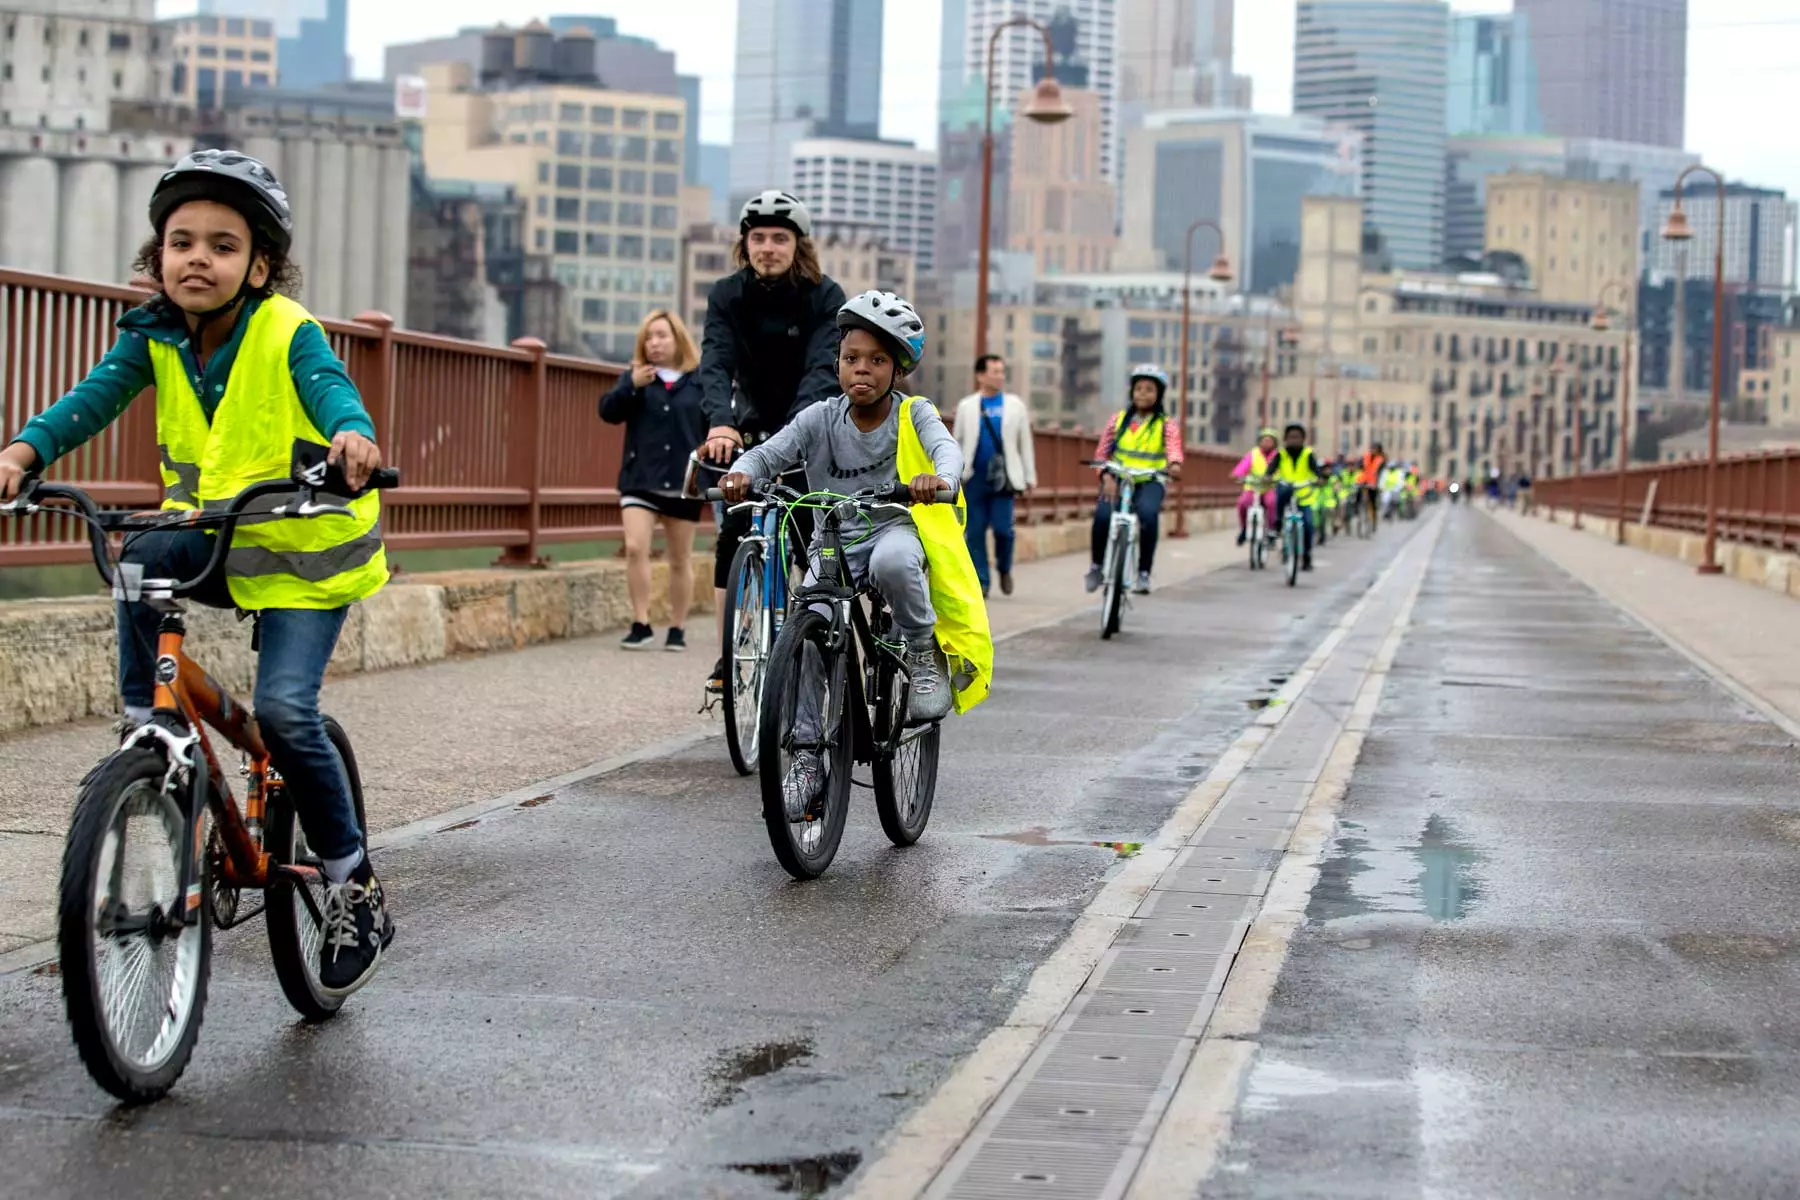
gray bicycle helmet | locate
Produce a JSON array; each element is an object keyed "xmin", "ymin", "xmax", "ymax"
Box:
[
  {"xmin": 150, "ymin": 149, "xmax": 293, "ymax": 254},
  {"xmin": 1129, "ymin": 363, "xmax": 1170, "ymax": 395},
  {"xmin": 738, "ymin": 189, "xmax": 813, "ymax": 238},
  {"xmin": 836, "ymin": 290, "xmax": 926, "ymax": 374}
]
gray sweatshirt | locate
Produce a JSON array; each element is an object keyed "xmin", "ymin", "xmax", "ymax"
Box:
[{"xmin": 735, "ymin": 393, "xmax": 963, "ymax": 532}]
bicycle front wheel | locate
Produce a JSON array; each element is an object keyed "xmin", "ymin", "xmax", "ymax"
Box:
[
  {"xmin": 1249, "ymin": 508, "xmax": 1265, "ymax": 570},
  {"xmin": 721, "ymin": 538, "xmax": 767, "ymax": 777},
  {"xmin": 59, "ymin": 747, "xmax": 210, "ymax": 1103},
  {"xmin": 757, "ymin": 608, "xmax": 853, "ymax": 879},
  {"xmin": 1101, "ymin": 521, "xmax": 1129, "ymax": 639},
  {"xmin": 265, "ymin": 715, "xmax": 370, "ymax": 1022},
  {"xmin": 872, "ymin": 653, "xmax": 939, "ymax": 846},
  {"xmin": 1285, "ymin": 520, "xmax": 1302, "ymax": 587}
]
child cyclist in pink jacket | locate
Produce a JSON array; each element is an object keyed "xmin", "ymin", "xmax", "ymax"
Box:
[{"xmin": 1232, "ymin": 427, "xmax": 1280, "ymax": 546}]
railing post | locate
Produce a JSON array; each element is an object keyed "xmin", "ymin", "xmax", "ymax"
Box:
[
  {"xmin": 498, "ymin": 336, "xmax": 549, "ymax": 568},
  {"xmin": 351, "ymin": 310, "xmax": 397, "ymax": 452}
]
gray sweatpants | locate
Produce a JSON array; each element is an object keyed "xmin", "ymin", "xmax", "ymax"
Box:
[{"xmin": 793, "ymin": 523, "xmax": 936, "ymax": 742}]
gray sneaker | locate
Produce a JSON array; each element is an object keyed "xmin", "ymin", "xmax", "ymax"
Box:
[
  {"xmin": 782, "ymin": 750, "xmax": 822, "ymax": 821},
  {"xmin": 905, "ymin": 641, "xmax": 955, "ymax": 725},
  {"xmin": 1083, "ymin": 564, "xmax": 1102, "ymax": 593},
  {"xmin": 1134, "ymin": 570, "xmax": 1152, "ymax": 594}
]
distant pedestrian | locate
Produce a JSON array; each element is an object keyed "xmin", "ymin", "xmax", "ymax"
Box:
[
  {"xmin": 954, "ymin": 354, "xmax": 1036, "ymax": 596},
  {"xmin": 600, "ymin": 309, "xmax": 706, "ymax": 651}
]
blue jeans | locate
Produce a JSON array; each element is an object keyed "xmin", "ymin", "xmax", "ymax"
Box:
[
  {"xmin": 117, "ymin": 528, "xmax": 363, "ymax": 861},
  {"xmin": 1091, "ymin": 479, "xmax": 1165, "ymax": 574},
  {"xmin": 964, "ymin": 472, "xmax": 1016, "ymax": 591}
]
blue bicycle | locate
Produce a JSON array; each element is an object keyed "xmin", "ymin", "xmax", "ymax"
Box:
[{"xmin": 1277, "ymin": 483, "xmax": 1311, "ymax": 588}]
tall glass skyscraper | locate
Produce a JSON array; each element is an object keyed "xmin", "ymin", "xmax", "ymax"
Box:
[
  {"xmin": 196, "ymin": 0, "xmax": 347, "ymax": 88},
  {"xmin": 1447, "ymin": 13, "xmax": 1541, "ymax": 138},
  {"xmin": 729, "ymin": 0, "xmax": 882, "ymax": 210},
  {"xmin": 1293, "ymin": 0, "xmax": 1449, "ymax": 271}
]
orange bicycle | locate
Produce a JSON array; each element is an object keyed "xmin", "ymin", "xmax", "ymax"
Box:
[{"xmin": 1, "ymin": 461, "xmax": 398, "ymax": 1102}]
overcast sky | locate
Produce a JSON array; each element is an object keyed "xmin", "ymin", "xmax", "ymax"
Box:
[{"xmin": 159, "ymin": 0, "xmax": 1800, "ymax": 198}]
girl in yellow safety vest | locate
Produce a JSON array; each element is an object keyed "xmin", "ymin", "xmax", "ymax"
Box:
[
  {"xmin": 0, "ymin": 151, "xmax": 395, "ymax": 996},
  {"xmin": 1084, "ymin": 364, "xmax": 1185, "ymax": 596}
]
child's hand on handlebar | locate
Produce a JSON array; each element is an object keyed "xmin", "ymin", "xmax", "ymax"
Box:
[
  {"xmin": 719, "ymin": 472, "xmax": 754, "ymax": 503},
  {"xmin": 909, "ymin": 474, "xmax": 948, "ymax": 505},
  {"xmin": 327, "ymin": 431, "xmax": 382, "ymax": 492},
  {"xmin": 0, "ymin": 441, "xmax": 38, "ymax": 502}
]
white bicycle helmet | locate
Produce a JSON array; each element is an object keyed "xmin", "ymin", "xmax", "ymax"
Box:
[
  {"xmin": 738, "ymin": 189, "xmax": 813, "ymax": 238},
  {"xmin": 836, "ymin": 290, "xmax": 926, "ymax": 374},
  {"xmin": 1129, "ymin": 363, "xmax": 1170, "ymax": 395}
]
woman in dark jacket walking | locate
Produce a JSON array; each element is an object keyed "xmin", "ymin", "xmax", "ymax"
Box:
[{"xmin": 601, "ymin": 309, "xmax": 707, "ymax": 650}]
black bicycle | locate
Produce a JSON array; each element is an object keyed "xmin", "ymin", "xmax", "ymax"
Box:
[{"xmin": 708, "ymin": 481, "xmax": 950, "ymax": 880}]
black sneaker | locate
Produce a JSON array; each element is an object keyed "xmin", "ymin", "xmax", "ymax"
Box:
[
  {"xmin": 620, "ymin": 622, "xmax": 656, "ymax": 650},
  {"xmin": 665, "ymin": 627, "xmax": 687, "ymax": 652},
  {"xmin": 318, "ymin": 860, "xmax": 394, "ymax": 996}
]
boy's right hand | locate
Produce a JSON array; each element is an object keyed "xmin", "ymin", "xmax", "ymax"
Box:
[
  {"xmin": 0, "ymin": 442, "xmax": 38, "ymax": 502},
  {"xmin": 719, "ymin": 472, "xmax": 753, "ymax": 503}
]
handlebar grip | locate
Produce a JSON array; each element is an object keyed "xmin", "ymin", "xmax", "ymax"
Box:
[
  {"xmin": 702, "ymin": 487, "xmax": 726, "ymax": 502},
  {"xmin": 364, "ymin": 466, "xmax": 401, "ymax": 491}
]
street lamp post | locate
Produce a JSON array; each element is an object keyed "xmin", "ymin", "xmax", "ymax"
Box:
[
  {"xmin": 1172, "ymin": 219, "xmax": 1232, "ymax": 538},
  {"xmin": 1595, "ymin": 281, "xmax": 1633, "ymax": 545},
  {"xmin": 974, "ymin": 18, "xmax": 1073, "ymax": 361},
  {"xmin": 1662, "ymin": 165, "xmax": 1727, "ymax": 575}
]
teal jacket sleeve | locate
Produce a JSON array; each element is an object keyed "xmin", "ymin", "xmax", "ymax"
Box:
[
  {"xmin": 290, "ymin": 322, "xmax": 375, "ymax": 440},
  {"xmin": 9, "ymin": 331, "xmax": 154, "ymax": 469}
]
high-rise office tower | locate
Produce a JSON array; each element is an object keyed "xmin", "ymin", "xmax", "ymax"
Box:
[
  {"xmin": 1447, "ymin": 12, "xmax": 1541, "ymax": 137},
  {"xmin": 196, "ymin": 0, "xmax": 348, "ymax": 88},
  {"xmin": 729, "ymin": 0, "xmax": 882, "ymax": 210},
  {"xmin": 1294, "ymin": 0, "xmax": 1449, "ymax": 271},
  {"xmin": 1516, "ymin": 0, "xmax": 1686, "ymax": 149}
]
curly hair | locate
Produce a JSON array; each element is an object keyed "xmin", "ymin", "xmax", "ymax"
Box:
[{"xmin": 131, "ymin": 232, "xmax": 303, "ymax": 303}]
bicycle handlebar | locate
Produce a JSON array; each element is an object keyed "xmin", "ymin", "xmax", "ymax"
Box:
[
  {"xmin": 703, "ymin": 481, "xmax": 955, "ymax": 506},
  {"xmin": 0, "ymin": 466, "xmax": 401, "ymax": 596}
]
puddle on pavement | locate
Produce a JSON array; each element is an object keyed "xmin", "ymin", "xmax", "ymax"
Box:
[
  {"xmin": 516, "ymin": 793, "xmax": 554, "ymax": 809},
  {"xmin": 1308, "ymin": 814, "xmax": 1484, "ymax": 925},
  {"xmin": 728, "ymin": 1151, "xmax": 863, "ymax": 1197},
  {"xmin": 979, "ymin": 828, "xmax": 1145, "ymax": 857},
  {"xmin": 438, "ymin": 819, "xmax": 480, "ymax": 832},
  {"xmin": 707, "ymin": 1039, "xmax": 815, "ymax": 1108}
]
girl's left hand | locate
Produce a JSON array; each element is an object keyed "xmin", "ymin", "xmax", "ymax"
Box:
[
  {"xmin": 910, "ymin": 473, "xmax": 947, "ymax": 505},
  {"xmin": 1167, "ymin": 462, "xmax": 1184, "ymax": 480},
  {"xmin": 329, "ymin": 430, "xmax": 382, "ymax": 492}
]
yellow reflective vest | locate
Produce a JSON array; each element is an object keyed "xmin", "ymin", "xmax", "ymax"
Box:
[
  {"xmin": 1242, "ymin": 446, "xmax": 1273, "ymax": 491},
  {"xmin": 896, "ymin": 396, "xmax": 992, "ymax": 714},
  {"xmin": 150, "ymin": 293, "xmax": 388, "ymax": 611},
  {"xmin": 1275, "ymin": 445, "xmax": 1320, "ymax": 501},
  {"xmin": 1110, "ymin": 410, "xmax": 1167, "ymax": 475}
]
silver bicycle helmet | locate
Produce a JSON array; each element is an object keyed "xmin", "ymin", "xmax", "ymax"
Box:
[
  {"xmin": 738, "ymin": 189, "xmax": 813, "ymax": 238},
  {"xmin": 150, "ymin": 149, "xmax": 293, "ymax": 254},
  {"xmin": 1129, "ymin": 363, "xmax": 1170, "ymax": 395},
  {"xmin": 836, "ymin": 290, "xmax": 926, "ymax": 374}
]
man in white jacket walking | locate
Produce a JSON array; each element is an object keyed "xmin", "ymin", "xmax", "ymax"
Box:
[{"xmin": 954, "ymin": 355, "xmax": 1037, "ymax": 595}]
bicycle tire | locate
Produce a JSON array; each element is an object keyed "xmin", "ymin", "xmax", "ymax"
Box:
[
  {"xmin": 59, "ymin": 747, "xmax": 211, "ymax": 1103},
  {"xmin": 721, "ymin": 538, "xmax": 767, "ymax": 777},
  {"xmin": 266, "ymin": 715, "xmax": 370, "ymax": 1022},
  {"xmin": 758, "ymin": 608, "xmax": 853, "ymax": 879},
  {"xmin": 872, "ymin": 654, "xmax": 939, "ymax": 847},
  {"xmin": 1285, "ymin": 519, "xmax": 1301, "ymax": 587},
  {"xmin": 1248, "ymin": 507, "xmax": 1263, "ymax": 570},
  {"xmin": 1102, "ymin": 522, "xmax": 1129, "ymax": 638}
]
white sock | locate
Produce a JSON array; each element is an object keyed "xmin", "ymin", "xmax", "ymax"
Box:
[
  {"xmin": 322, "ymin": 849, "xmax": 364, "ymax": 885},
  {"xmin": 124, "ymin": 705, "xmax": 152, "ymax": 725}
]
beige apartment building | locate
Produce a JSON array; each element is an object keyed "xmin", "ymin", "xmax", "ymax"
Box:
[
  {"xmin": 1484, "ymin": 172, "xmax": 1640, "ymax": 307},
  {"xmin": 1007, "ymin": 87, "xmax": 1117, "ymax": 276},
  {"xmin": 1768, "ymin": 328, "xmax": 1800, "ymax": 427},
  {"xmin": 160, "ymin": 12, "xmax": 278, "ymax": 109},
  {"xmin": 419, "ymin": 60, "xmax": 686, "ymax": 360}
]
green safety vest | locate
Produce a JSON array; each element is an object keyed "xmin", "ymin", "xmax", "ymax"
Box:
[
  {"xmin": 150, "ymin": 293, "xmax": 388, "ymax": 611},
  {"xmin": 1275, "ymin": 446, "xmax": 1319, "ymax": 501},
  {"xmin": 896, "ymin": 396, "xmax": 992, "ymax": 714}
]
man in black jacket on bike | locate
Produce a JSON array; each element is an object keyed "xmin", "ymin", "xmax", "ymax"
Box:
[{"xmin": 697, "ymin": 190, "xmax": 846, "ymax": 691}]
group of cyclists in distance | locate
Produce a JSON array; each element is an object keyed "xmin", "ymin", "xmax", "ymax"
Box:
[{"xmin": 0, "ymin": 151, "xmax": 1435, "ymax": 1101}]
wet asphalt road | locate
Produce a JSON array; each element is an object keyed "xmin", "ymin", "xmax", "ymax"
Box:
[
  {"xmin": 0, "ymin": 522, "xmax": 1415, "ymax": 1199},
  {"xmin": 1209, "ymin": 512, "xmax": 1800, "ymax": 1199}
]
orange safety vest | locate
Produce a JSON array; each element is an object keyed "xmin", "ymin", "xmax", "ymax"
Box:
[{"xmin": 1358, "ymin": 453, "xmax": 1385, "ymax": 486}]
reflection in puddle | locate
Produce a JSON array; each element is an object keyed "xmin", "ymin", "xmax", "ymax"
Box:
[
  {"xmin": 979, "ymin": 828, "xmax": 1145, "ymax": 856},
  {"xmin": 729, "ymin": 1151, "xmax": 863, "ymax": 1196},
  {"xmin": 1308, "ymin": 814, "xmax": 1483, "ymax": 923},
  {"xmin": 707, "ymin": 1039, "xmax": 814, "ymax": 1108}
]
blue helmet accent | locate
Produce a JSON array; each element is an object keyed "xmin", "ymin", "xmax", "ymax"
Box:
[{"xmin": 836, "ymin": 290, "xmax": 926, "ymax": 374}]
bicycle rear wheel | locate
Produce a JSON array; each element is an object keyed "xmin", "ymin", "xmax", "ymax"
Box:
[
  {"xmin": 1101, "ymin": 521, "xmax": 1129, "ymax": 639},
  {"xmin": 1249, "ymin": 507, "xmax": 1265, "ymax": 570},
  {"xmin": 721, "ymin": 539, "xmax": 767, "ymax": 777},
  {"xmin": 266, "ymin": 715, "xmax": 370, "ymax": 1021},
  {"xmin": 757, "ymin": 608, "xmax": 853, "ymax": 879},
  {"xmin": 59, "ymin": 747, "xmax": 210, "ymax": 1103},
  {"xmin": 872, "ymin": 652, "xmax": 939, "ymax": 846}
]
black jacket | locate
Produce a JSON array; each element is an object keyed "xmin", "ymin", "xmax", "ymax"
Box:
[
  {"xmin": 698, "ymin": 267, "xmax": 846, "ymax": 440},
  {"xmin": 599, "ymin": 369, "xmax": 708, "ymax": 495}
]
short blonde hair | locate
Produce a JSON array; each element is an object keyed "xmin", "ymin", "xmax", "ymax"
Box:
[{"xmin": 634, "ymin": 309, "xmax": 700, "ymax": 373}]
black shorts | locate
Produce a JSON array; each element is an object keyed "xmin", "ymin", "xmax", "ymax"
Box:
[{"xmin": 621, "ymin": 490, "xmax": 703, "ymax": 523}]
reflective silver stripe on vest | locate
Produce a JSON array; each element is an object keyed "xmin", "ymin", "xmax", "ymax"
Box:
[
  {"xmin": 226, "ymin": 523, "xmax": 384, "ymax": 583},
  {"xmin": 158, "ymin": 445, "xmax": 202, "ymax": 507}
]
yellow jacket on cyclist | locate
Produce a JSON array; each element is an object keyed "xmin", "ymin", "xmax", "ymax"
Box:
[{"xmin": 1274, "ymin": 444, "xmax": 1321, "ymax": 502}]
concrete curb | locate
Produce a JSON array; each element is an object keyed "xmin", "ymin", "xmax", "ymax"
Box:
[{"xmin": 1528, "ymin": 504, "xmax": 1800, "ymax": 601}]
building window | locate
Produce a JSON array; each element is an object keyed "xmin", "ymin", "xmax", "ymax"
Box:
[
  {"xmin": 653, "ymin": 139, "xmax": 679, "ymax": 165},
  {"xmin": 197, "ymin": 44, "xmax": 218, "ymax": 58},
  {"xmin": 619, "ymin": 169, "xmax": 646, "ymax": 194},
  {"xmin": 618, "ymin": 202, "xmax": 645, "ymax": 227},
  {"xmin": 253, "ymin": 20, "xmax": 273, "ymax": 36},
  {"xmin": 225, "ymin": 47, "xmax": 245, "ymax": 60},
  {"xmin": 623, "ymin": 109, "xmax": 648, "ymax": 130},
  {"xmin": 652, "ymin": 171, "xmax": 678, "ymax": 198},
  {"xmin": 582, "ymin": 298, "xmax": 608, "ymax": 323},
  {"xmin": 533, "ymin": 130, "xmax": 547, "ymax": 144},
  {"xmin": 225, "ymin": 17, "xmax": 245, "ymax": 35},
  {"xmin": 617, "ymin": 235, "xmax": 645, "ymax": 259},
  {"xmin": 585, "ymin": 232, "xmax": 611, "ymax": 256},
  {"xmin": 589, "ymin": 133, "xmax": 613, "ymax": 157},
  {"xmin": 226, "ymin": 69, "xmax": 243, "ymax": 89},
  {"xmin": 251, "ymin": 49, "xmax": 271, "ymax": 62},
  {"xmin": 651, "ymin": 205, "xmax": 677, "ymax": 229},
  {"xmin": 535, "ymin": 228, "xmax": 546, "ymax": 250},
  {"xmin": 557, "ymin": 130, "xmax": 583, "ymax": 156},
  {"xmin": 560, "ymin": 103, "xmax": 584, "ymax": 123},
  {"xmin": 654, "ymin": 111, "xmax": 680, "ymax": 132},
  {"xmin": 556, "ymin": 164, "xmax": 581, "ymax": 188},
  {"xmin": 554, "ymin": 230, "xmax": 580, "ymax": 254},
  {"xmin": 537, "ymin": 162, "xmax": 550, "ymax": 183},
  {"xmin": 535, "ymin": 195, "xmax": 548, "ymax": 216},
  {"xmin": 650, "ymin": 237, "xmax": 675, "ymax": 262},
  {"xmin": 555, "ymin": 196, "xmax": 580, "ymax": 221},
  {"xmin": 587, "ymin": 166, "xmax": 613, "ymax": 190},
  {"xmin": 620, "ymin": 137, "xmax": 648, "ymax": 162},
  {"xmin": 590, "ymin": 105, "xmax": 614, "ymax": 125},
  {"xmin": 250, "ymin": 71, "xmax": 269, "ymax": 87},
  {"xmin": 109, "ymin": 31, "xmax": 131, "ymax": 52},
  {"xmin": 586, "ymin": 199, "xmax": 612, "ymax": 222}
]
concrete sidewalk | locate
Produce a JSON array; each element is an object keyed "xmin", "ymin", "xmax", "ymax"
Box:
[
  {"xmin": 1486, "ymin": 509, "xmax": 1800, "ymax": 732},
  {"xmin": 0, "ymin": 518, "xmax": 1251, "ymax": 956}
]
